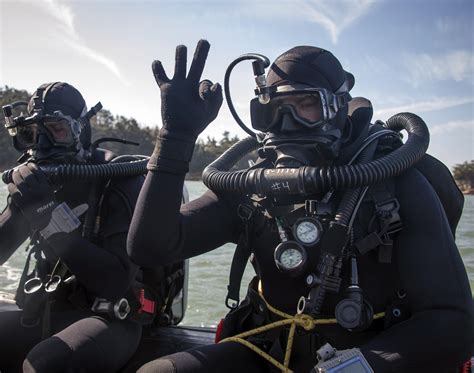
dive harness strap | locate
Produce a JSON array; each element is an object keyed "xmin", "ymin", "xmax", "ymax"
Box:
[
  {"xmin": 15, "ymin": 239, "xmax": 41, "ymax": 309},
  {"xmin": 226, "ymin": 203, "xmax": 257, "ymax": 309},
  {"xmin": 354, "ymin": 182, "xmax": 402, "ymax": 263}
]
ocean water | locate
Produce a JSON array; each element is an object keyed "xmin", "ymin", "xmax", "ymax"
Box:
[{"xmin": 0, "ymin": 181, "xmax": 473, "ymax": 327}]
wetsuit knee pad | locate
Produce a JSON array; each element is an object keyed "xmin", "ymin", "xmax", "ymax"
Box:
[
  {"xmin": 23, "ymin": 336, "xmax": 72, "ymax": 373},
  {"xmin": 137, "ymin": 358, "xmax": 177, "ymax": 373}
]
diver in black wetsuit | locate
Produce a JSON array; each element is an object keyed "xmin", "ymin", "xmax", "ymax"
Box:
[
  {"xmin": 0, "ymin": 82, "xmax": 146, "ymax": 372},
  {"xmin": 128, "ymin": 40, "xmax": 473, "ymax": 372}
]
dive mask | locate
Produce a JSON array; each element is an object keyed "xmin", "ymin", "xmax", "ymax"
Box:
[
  {"xmin": 5, "ymin": 110, "xmax": 83, "ymax": 152},
  {"xmin": 250, "ymin": 84, "xmax": 351, "ymax": 132}
]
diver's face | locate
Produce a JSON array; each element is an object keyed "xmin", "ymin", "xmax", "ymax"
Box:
[
  {"xmin": 274, "ymin": 94, "xmax": 323, "ymax": 124},
  {"xmin": 42, "ymin": 118, "xmax": 76, "ymax": 144},
  {"xmin": 46, "ymin": 122, "xmax": 69, "ymax": 142}
]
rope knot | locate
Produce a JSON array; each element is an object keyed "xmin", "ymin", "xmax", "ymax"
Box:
[{"xmin": 294, "ymin": 314, "xmax": 315, "ymax": 331}]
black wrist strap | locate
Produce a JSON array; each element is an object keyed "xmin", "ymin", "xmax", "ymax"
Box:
[
  {"xmin": 153, "ymin": 136, "xmax": 196, "ymax": 162},
  {"xmin": 147, "ymin": 156, "xmax": 190, "ymax": 174},
  {"xmin": 147, "ymin": 129, "xmax": 196, "ymax": 174}
]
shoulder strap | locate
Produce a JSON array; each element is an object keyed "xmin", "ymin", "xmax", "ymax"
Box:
[
  {"xmin": 355, "ymin": 180, "xmax": 402, "ymax": 263},
  {"xmin": 226, "ymin": 203, "xmax": 257, "ymax": 309}
]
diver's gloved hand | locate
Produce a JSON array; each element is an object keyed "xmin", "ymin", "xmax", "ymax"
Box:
[
  {"xmin": 8, "ymin": 163, "xmax": 58, "ymax": 230},
  {"xmin": 148, "ymin": 39, "xmax": 223, "ymax": 174}
]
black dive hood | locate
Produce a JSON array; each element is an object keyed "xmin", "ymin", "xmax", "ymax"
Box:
[{"xmin": 202, "ymin": 111, "xmax": 430, "ymax": 197}]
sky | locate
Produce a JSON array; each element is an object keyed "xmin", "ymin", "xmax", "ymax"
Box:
[{"xmin": 0, "ymin": 0, "xmax": 473, "ymax": 169}]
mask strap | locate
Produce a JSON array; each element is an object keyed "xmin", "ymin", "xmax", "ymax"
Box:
[
  {"xmin": 31, "ymin": 88, "xmax": 45, "ymax": 113},
  {"xmin": 335, "ymin": 75, "xmax": 351, "ymax": 94},
  {"xmin": 79, "ymin": 101, "xmax": 102, "ymax": 131},
  {"xmin": 85, "ymin": 102, "xmax": 102, "ymax": 121},
  {"xmin": 31, "ymin": 82, "xmax": 60, "ymax": 114}
]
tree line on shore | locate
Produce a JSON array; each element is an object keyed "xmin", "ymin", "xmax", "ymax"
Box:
[{"xmin": 0, "ymin": 85, "xmax": 472, "ymax": 191}]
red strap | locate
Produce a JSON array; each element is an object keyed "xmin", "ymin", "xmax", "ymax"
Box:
[
  {"xmin": 460, "ymin": 358, "xmax": 472, "ymax": 373},
  {"xmin": 138, "ymin": 289, "xmax": 156, "ymax": 314},
  {"xmin": 215, "ymin": 318, "xmax": 225, "ymax": 343}
]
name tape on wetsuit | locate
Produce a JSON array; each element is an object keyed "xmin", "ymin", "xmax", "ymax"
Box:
[{"xmin": 40, "ymin": 203, "xmax": 88, "ymax": 239}]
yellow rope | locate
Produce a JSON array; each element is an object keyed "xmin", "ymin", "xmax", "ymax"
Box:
[
  {"xmin": 221, "ymin": 336, "xmax": 294, "ymax": 373},
  {"xmin": 219, "ymin": 282, "xmax": 385, "ymax": 372},
  {"xmin": 284, "ymin": 321, "xmax": 296, "ymax": 367}
]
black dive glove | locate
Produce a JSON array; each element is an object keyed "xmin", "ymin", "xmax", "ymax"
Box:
[
  {"xmin": 8, "ymin": 163, "xmax": 57, "ymax": 230},
  {"xmin": 148, "ymin": 39, "xmax": 223, "ymax": 173}
]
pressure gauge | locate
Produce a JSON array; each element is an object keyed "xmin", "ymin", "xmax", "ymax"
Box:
[
  {"xmin": 274, "ymin": 240, "xmax": 307, "ymax": 276},
  {"xmin": 292, "ymin": 217, "xmax": 323, "ymax": 246}
]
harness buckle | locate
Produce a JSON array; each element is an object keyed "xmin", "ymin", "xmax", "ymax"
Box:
[
  {"xmin": 225, "ymin": 294, "xmax": 239, "ymax": 310},
  {"xmin": 237, "ymin": 203, "xmax": 255, "ymax": 221},
  {"xmin": 375, "ymin": 198, "xmax": 402, "ymax": 234}
]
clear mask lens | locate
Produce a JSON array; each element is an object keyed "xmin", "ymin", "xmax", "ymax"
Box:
[
  {"xmin": 43, "ymin": 118, "xmax": 74, "ymax": 145},
  {"xmin": 271, "ymin": 93, "xmax": 323, "ymax": 124},
  {"xmin": 251, "ymin": 89, "xmax": 329, "ymax": 132}
]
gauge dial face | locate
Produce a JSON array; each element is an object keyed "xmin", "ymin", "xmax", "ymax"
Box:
[
  {"xmin": 295, "ymin": 220, "xmax": 320, "ymax": 245},
  {"xmin": 280, "ymin": 247, "xmax": 303, "ymax": 269},
  {"xmin": 274, "ymin": 241, "xmax": 307, "ymax": 275}
]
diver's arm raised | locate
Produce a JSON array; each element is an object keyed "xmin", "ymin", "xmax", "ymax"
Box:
[{"xmin": 127, "ymin": 40, "xmax": 229, "ymax": 267}]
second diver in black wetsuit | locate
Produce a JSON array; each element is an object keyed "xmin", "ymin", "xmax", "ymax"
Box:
[
  {"xmin": 0, "ymin": 82, "xmax": 165, "ymax": 372},
  {"xmin": 128, "ymin": 41, "xmax": 473, "ymax": 372}
]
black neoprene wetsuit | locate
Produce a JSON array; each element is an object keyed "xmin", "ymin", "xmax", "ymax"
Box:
[
  {"xmin": 128, "ymin": 162, "xmax": 473, "ymax": 372},
  {"xmin": 0, "ymin": 163, "xmax": 143, "ymax": 373}
]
